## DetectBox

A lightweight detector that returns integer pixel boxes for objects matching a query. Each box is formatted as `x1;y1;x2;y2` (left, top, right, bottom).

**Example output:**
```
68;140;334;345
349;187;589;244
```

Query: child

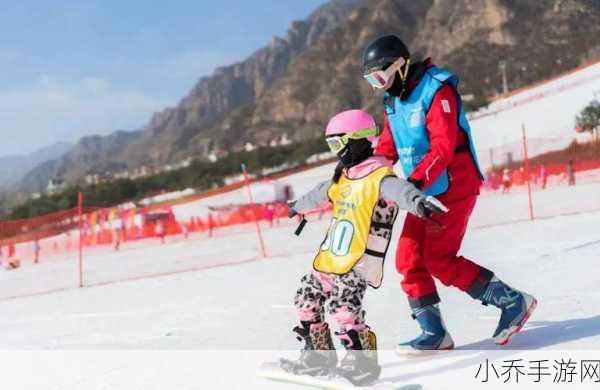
283;110;447;385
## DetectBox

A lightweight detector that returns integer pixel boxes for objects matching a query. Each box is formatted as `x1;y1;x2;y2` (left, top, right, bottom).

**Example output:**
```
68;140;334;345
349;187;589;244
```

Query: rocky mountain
19;0;600;191
18;0;361;191
19;130;140;193
206;0;600;149
0;142;72;191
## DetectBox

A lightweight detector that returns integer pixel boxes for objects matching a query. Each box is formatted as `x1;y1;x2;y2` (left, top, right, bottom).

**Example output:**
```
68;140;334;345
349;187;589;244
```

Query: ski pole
294;216;307;236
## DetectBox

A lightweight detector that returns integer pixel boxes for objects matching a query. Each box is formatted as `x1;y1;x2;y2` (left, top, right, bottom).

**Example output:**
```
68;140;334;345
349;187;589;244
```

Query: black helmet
362;34;410;75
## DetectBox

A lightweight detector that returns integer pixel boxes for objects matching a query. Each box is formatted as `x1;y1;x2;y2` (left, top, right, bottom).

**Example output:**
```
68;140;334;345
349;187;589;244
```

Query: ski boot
396;304;454;355
478;276;537;345
334;328;381;386
279;321;338;376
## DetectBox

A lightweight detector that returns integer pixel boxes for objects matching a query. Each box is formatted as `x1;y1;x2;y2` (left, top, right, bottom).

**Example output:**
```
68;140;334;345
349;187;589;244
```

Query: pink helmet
325;109;377;137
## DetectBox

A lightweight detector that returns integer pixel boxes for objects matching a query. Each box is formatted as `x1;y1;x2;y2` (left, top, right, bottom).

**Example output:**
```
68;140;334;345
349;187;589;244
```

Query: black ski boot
280;321;338;376
335;328;381;386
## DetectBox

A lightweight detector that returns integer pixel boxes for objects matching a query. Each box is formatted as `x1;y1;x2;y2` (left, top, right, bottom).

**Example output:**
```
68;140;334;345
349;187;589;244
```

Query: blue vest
384;66;483;196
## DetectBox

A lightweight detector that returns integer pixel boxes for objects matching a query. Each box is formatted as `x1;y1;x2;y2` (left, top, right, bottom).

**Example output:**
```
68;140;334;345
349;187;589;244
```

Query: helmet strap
398;58;410;83
397;58;411;98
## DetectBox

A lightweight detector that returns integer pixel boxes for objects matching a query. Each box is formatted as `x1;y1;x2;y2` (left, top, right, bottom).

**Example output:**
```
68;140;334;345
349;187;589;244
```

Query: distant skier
207;212;215;238
155;220;166;244
181;223;189;239
284;110;447;385
539;164;548;190
502;168;512;193
362;35;537;352
485;169;500;191
567;159;576;186
33;239;41;264
264;204;275;228
114;227;122;251
4;242;20;270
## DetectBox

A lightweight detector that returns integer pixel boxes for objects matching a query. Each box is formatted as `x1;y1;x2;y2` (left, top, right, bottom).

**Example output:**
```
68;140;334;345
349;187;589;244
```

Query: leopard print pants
294;269;368;330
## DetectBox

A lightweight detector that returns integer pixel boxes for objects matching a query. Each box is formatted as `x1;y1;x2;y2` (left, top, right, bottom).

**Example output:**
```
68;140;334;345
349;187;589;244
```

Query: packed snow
2;62;600;390
0;161;599;389
469;61;600;169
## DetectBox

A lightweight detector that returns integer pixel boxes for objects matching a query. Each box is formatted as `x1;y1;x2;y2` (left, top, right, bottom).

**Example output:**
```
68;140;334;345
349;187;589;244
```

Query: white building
47;178;67;195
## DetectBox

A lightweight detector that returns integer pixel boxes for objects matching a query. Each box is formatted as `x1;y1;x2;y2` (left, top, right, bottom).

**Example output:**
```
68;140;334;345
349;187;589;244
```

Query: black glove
415;196;449;220
287;200;299;218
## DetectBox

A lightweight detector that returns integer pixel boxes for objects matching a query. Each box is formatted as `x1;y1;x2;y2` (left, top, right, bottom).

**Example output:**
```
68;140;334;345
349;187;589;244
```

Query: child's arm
287;180;331;217
380;176;448;219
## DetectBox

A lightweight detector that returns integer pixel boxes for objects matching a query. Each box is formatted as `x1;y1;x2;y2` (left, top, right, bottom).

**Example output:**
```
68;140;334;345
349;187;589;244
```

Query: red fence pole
522;124;535;221
241;164;267;258
78;192;84;287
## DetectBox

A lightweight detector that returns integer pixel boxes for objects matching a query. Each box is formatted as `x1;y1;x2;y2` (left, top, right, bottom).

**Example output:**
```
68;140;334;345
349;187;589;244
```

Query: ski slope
0;166;599;389
470;61;600;169
2;63;600;389
170;161;337;220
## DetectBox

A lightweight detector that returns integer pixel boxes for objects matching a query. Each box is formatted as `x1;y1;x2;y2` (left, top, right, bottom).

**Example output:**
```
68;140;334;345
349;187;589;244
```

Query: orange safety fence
0;197;333;266
0;207;99;244
483;159;600;191
0;156;339;265
2;156;597;265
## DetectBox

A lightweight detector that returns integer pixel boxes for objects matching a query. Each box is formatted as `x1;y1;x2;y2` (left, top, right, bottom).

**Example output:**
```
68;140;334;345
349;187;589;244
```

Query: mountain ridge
18;0;600;193
18;0;362;192
0;142;72;191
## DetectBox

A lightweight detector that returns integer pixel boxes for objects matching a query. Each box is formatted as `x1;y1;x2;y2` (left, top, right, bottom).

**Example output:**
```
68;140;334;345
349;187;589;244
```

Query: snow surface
469;61;600;168
2;63;600;390
0;169;599;389
171;162;338;220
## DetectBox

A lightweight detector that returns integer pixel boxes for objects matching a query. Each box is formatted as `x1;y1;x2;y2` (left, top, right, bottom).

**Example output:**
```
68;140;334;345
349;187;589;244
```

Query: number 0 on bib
314;167;395;275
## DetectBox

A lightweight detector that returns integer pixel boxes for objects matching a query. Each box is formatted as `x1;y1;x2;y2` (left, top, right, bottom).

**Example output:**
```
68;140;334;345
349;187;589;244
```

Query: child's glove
415;196;449;221
287;200;308;236
287;200;299;218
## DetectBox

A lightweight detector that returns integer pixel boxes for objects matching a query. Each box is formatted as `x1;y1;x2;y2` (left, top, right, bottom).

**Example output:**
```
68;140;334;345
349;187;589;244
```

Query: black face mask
337;138;373;168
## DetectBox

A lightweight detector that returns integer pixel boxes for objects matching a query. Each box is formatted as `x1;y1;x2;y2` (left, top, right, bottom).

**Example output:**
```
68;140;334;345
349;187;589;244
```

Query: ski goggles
325;127;379;154
363;57;409;89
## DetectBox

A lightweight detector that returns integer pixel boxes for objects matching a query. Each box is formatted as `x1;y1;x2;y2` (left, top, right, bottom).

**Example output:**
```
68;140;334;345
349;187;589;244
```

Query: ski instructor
361;34;537;352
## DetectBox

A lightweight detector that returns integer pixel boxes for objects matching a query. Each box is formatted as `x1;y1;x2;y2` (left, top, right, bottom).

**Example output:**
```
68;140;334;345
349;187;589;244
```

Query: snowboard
257;360;421;390
394;347;455;358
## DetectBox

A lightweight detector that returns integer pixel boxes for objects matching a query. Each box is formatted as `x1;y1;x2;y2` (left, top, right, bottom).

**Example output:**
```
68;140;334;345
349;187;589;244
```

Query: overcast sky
0;0;328;157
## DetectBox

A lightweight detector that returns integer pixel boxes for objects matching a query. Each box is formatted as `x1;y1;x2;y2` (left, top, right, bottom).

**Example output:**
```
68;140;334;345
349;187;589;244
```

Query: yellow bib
313;166;395;275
